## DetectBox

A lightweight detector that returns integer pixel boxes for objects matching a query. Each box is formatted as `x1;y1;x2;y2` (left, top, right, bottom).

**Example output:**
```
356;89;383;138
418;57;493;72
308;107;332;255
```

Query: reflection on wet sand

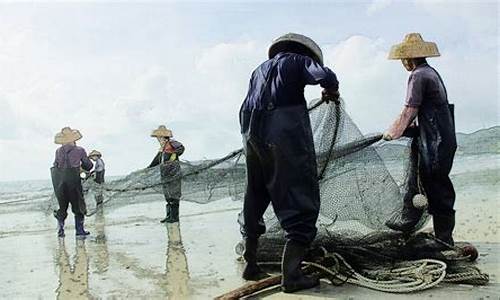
54;206;109;299
55;239;90;299
165;222;190;298
90;206;109;274
52;204;191;299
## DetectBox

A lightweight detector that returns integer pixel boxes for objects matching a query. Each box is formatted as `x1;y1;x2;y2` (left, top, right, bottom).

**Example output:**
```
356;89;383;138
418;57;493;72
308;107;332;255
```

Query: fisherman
239;33;340;293
88;150;105;205
51;127;94;238
88;150;105;184
148;125;185;223
384;33;457;247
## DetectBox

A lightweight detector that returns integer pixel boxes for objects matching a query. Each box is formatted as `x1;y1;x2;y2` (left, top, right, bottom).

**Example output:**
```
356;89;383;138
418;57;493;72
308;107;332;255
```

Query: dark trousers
242;135;320;245
160;161;181;204
51;167;87;220
420;168;455;217
95;170;105;184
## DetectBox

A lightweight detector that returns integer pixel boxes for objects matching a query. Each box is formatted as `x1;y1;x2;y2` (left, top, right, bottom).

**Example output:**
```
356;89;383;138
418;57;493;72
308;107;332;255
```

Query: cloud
316;35;407;134
194;40;263;113
0;3;497;181
366;0;394;15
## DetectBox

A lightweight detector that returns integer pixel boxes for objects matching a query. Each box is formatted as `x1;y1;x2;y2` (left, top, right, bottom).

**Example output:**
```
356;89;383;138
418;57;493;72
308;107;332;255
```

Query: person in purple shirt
239;33;340;293
51;127;93;238
384;33;457;248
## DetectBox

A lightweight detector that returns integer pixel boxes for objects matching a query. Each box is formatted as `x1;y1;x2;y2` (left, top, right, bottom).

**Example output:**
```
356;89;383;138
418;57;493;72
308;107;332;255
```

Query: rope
318;253;447;293
303;252;488;292
444;267;490;285
258;250;448;293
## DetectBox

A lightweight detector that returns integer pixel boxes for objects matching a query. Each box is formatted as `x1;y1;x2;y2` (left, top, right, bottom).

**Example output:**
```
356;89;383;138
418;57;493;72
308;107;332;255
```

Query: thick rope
444;268;489;285
318;252;447;293
258;250;448;293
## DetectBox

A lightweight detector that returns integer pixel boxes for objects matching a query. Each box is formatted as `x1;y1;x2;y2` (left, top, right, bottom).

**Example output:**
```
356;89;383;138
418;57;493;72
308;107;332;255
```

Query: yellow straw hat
88;150;102;157
388;33;440;60
54;127;82;145
151;125;173;138
268;33;324;65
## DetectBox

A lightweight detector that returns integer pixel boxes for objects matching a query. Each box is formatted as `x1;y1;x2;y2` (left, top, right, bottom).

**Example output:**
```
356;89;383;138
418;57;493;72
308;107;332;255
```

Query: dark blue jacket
241;52;338;111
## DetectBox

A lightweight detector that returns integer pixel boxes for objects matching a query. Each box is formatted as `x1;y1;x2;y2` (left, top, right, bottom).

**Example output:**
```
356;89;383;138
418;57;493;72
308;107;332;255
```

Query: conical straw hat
54;127;82;145
388;33;440;60
88;150;102;157
151;125;173;138
268;33;324;65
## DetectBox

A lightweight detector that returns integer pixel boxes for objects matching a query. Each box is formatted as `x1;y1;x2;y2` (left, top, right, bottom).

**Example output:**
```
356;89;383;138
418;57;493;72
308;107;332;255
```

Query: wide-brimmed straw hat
268;33;324;65
151;125;173;138
388;33;440;60
54;127;82;145
88;150;102;157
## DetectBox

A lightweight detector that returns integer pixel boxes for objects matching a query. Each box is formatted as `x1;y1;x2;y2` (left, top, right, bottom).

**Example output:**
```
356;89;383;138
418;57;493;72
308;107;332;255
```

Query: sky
0;0;498;181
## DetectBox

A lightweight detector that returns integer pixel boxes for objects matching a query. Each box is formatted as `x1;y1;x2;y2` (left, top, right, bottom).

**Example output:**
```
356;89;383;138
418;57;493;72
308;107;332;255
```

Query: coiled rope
230;247;488;299
307;248;447;293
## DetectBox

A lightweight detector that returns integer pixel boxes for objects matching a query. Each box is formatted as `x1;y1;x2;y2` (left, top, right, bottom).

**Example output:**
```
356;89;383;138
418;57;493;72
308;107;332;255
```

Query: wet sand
0;155;498;299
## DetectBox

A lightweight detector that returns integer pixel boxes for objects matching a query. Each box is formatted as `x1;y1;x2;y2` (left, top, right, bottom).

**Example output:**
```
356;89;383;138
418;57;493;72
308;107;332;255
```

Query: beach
0;154;498;299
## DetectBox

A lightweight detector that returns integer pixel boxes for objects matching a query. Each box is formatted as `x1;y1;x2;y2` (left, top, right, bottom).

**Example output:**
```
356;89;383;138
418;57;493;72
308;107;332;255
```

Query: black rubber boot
161;201;179;223
160;203;171;223
169;202;179;223
386;205;423;232
75;216;90;238
242;238;269;281
433;213;455;246
53;210;65;237
281;240;319;293
57;219;65;238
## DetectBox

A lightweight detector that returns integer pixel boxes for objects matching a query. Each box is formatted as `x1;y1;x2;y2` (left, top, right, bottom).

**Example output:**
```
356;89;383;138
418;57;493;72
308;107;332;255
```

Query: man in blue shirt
239;33;339;293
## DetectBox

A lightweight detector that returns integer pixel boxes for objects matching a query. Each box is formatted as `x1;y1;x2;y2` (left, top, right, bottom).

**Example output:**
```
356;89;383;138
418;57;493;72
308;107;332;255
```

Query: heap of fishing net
47;98;489;292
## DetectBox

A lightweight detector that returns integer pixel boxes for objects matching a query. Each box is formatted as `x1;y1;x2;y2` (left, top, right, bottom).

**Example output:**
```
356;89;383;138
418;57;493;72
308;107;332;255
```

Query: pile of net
45;98;489;292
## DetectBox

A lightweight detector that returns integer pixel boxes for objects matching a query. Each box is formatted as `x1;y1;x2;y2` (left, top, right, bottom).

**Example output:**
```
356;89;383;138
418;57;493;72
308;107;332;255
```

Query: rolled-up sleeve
300;56;339;90
405;72;424;107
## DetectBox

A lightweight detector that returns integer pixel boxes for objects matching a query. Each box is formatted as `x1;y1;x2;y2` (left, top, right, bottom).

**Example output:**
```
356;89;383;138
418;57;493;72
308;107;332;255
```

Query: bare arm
385;106;419;140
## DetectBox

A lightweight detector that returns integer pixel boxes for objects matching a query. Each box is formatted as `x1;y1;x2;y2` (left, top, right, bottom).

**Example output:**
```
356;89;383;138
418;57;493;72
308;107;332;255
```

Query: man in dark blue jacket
239;33;339;293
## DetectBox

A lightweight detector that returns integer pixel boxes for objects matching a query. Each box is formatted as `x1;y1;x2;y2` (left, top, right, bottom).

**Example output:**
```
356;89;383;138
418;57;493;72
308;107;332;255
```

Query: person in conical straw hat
147;125;185;223
238;32;340;293
88;150;106;205
51;127;94;238
384;33;457;249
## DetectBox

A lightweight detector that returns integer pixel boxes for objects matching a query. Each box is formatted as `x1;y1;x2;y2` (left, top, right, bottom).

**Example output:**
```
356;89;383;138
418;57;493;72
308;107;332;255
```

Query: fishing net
44;98;488;292
48;98;417;225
